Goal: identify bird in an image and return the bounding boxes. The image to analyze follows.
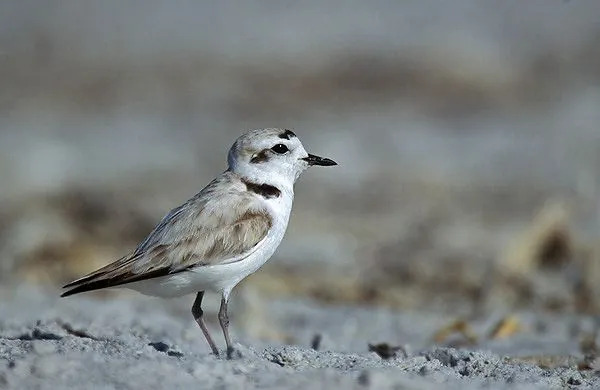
[61,128,337,358]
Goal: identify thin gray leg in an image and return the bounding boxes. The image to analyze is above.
[218,295,235,359]
[192,291,219,356]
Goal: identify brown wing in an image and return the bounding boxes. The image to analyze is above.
[61,173,272,296]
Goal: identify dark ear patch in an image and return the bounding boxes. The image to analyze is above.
[278,129,296,140]
[250,150,270,164]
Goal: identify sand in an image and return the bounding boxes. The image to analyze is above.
[1,287,597,389]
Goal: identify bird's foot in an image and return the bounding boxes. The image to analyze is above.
[226,346,242,360]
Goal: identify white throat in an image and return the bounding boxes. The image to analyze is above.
[229,161,298,194]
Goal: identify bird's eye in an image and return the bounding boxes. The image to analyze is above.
[271,144,289,154]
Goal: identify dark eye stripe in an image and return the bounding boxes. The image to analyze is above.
[250,150,270,163]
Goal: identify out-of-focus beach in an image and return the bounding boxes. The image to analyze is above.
[1,2,600,388]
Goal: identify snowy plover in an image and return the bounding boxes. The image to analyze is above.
[61,128,337,358]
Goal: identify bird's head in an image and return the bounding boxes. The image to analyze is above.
[227,128,337,187]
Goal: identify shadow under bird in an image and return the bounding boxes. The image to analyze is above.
[61,128,337,358]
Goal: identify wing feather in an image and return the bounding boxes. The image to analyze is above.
[61,172,272,296]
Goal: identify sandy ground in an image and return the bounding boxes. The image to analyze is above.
[1,286,598,389]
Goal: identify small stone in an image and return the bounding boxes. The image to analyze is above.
[567,377,582,386]
[149,341,169,353]
[368,343,406,359]
[167,350,184,358]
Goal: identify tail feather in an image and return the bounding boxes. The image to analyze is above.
[62,254,132,289]
[61,280,116,297]
[62,272,106,289]
[60,267,175,297]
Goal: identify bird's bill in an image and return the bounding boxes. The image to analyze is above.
[302,154,337,166]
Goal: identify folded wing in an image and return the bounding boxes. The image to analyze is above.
[61,173,272,296]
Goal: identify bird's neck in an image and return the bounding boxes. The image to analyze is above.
[229,166,294,195]
[231,169,294,221]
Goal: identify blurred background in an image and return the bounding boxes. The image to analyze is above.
[1,1,599,348]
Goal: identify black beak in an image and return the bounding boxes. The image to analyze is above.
[302,153,337,166]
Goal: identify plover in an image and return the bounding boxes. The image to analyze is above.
[61,128,337,358]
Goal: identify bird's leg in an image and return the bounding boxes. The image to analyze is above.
[191,291,219,356]
[218,295,235,359]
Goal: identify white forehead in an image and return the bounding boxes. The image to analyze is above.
[231,128,302,153]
